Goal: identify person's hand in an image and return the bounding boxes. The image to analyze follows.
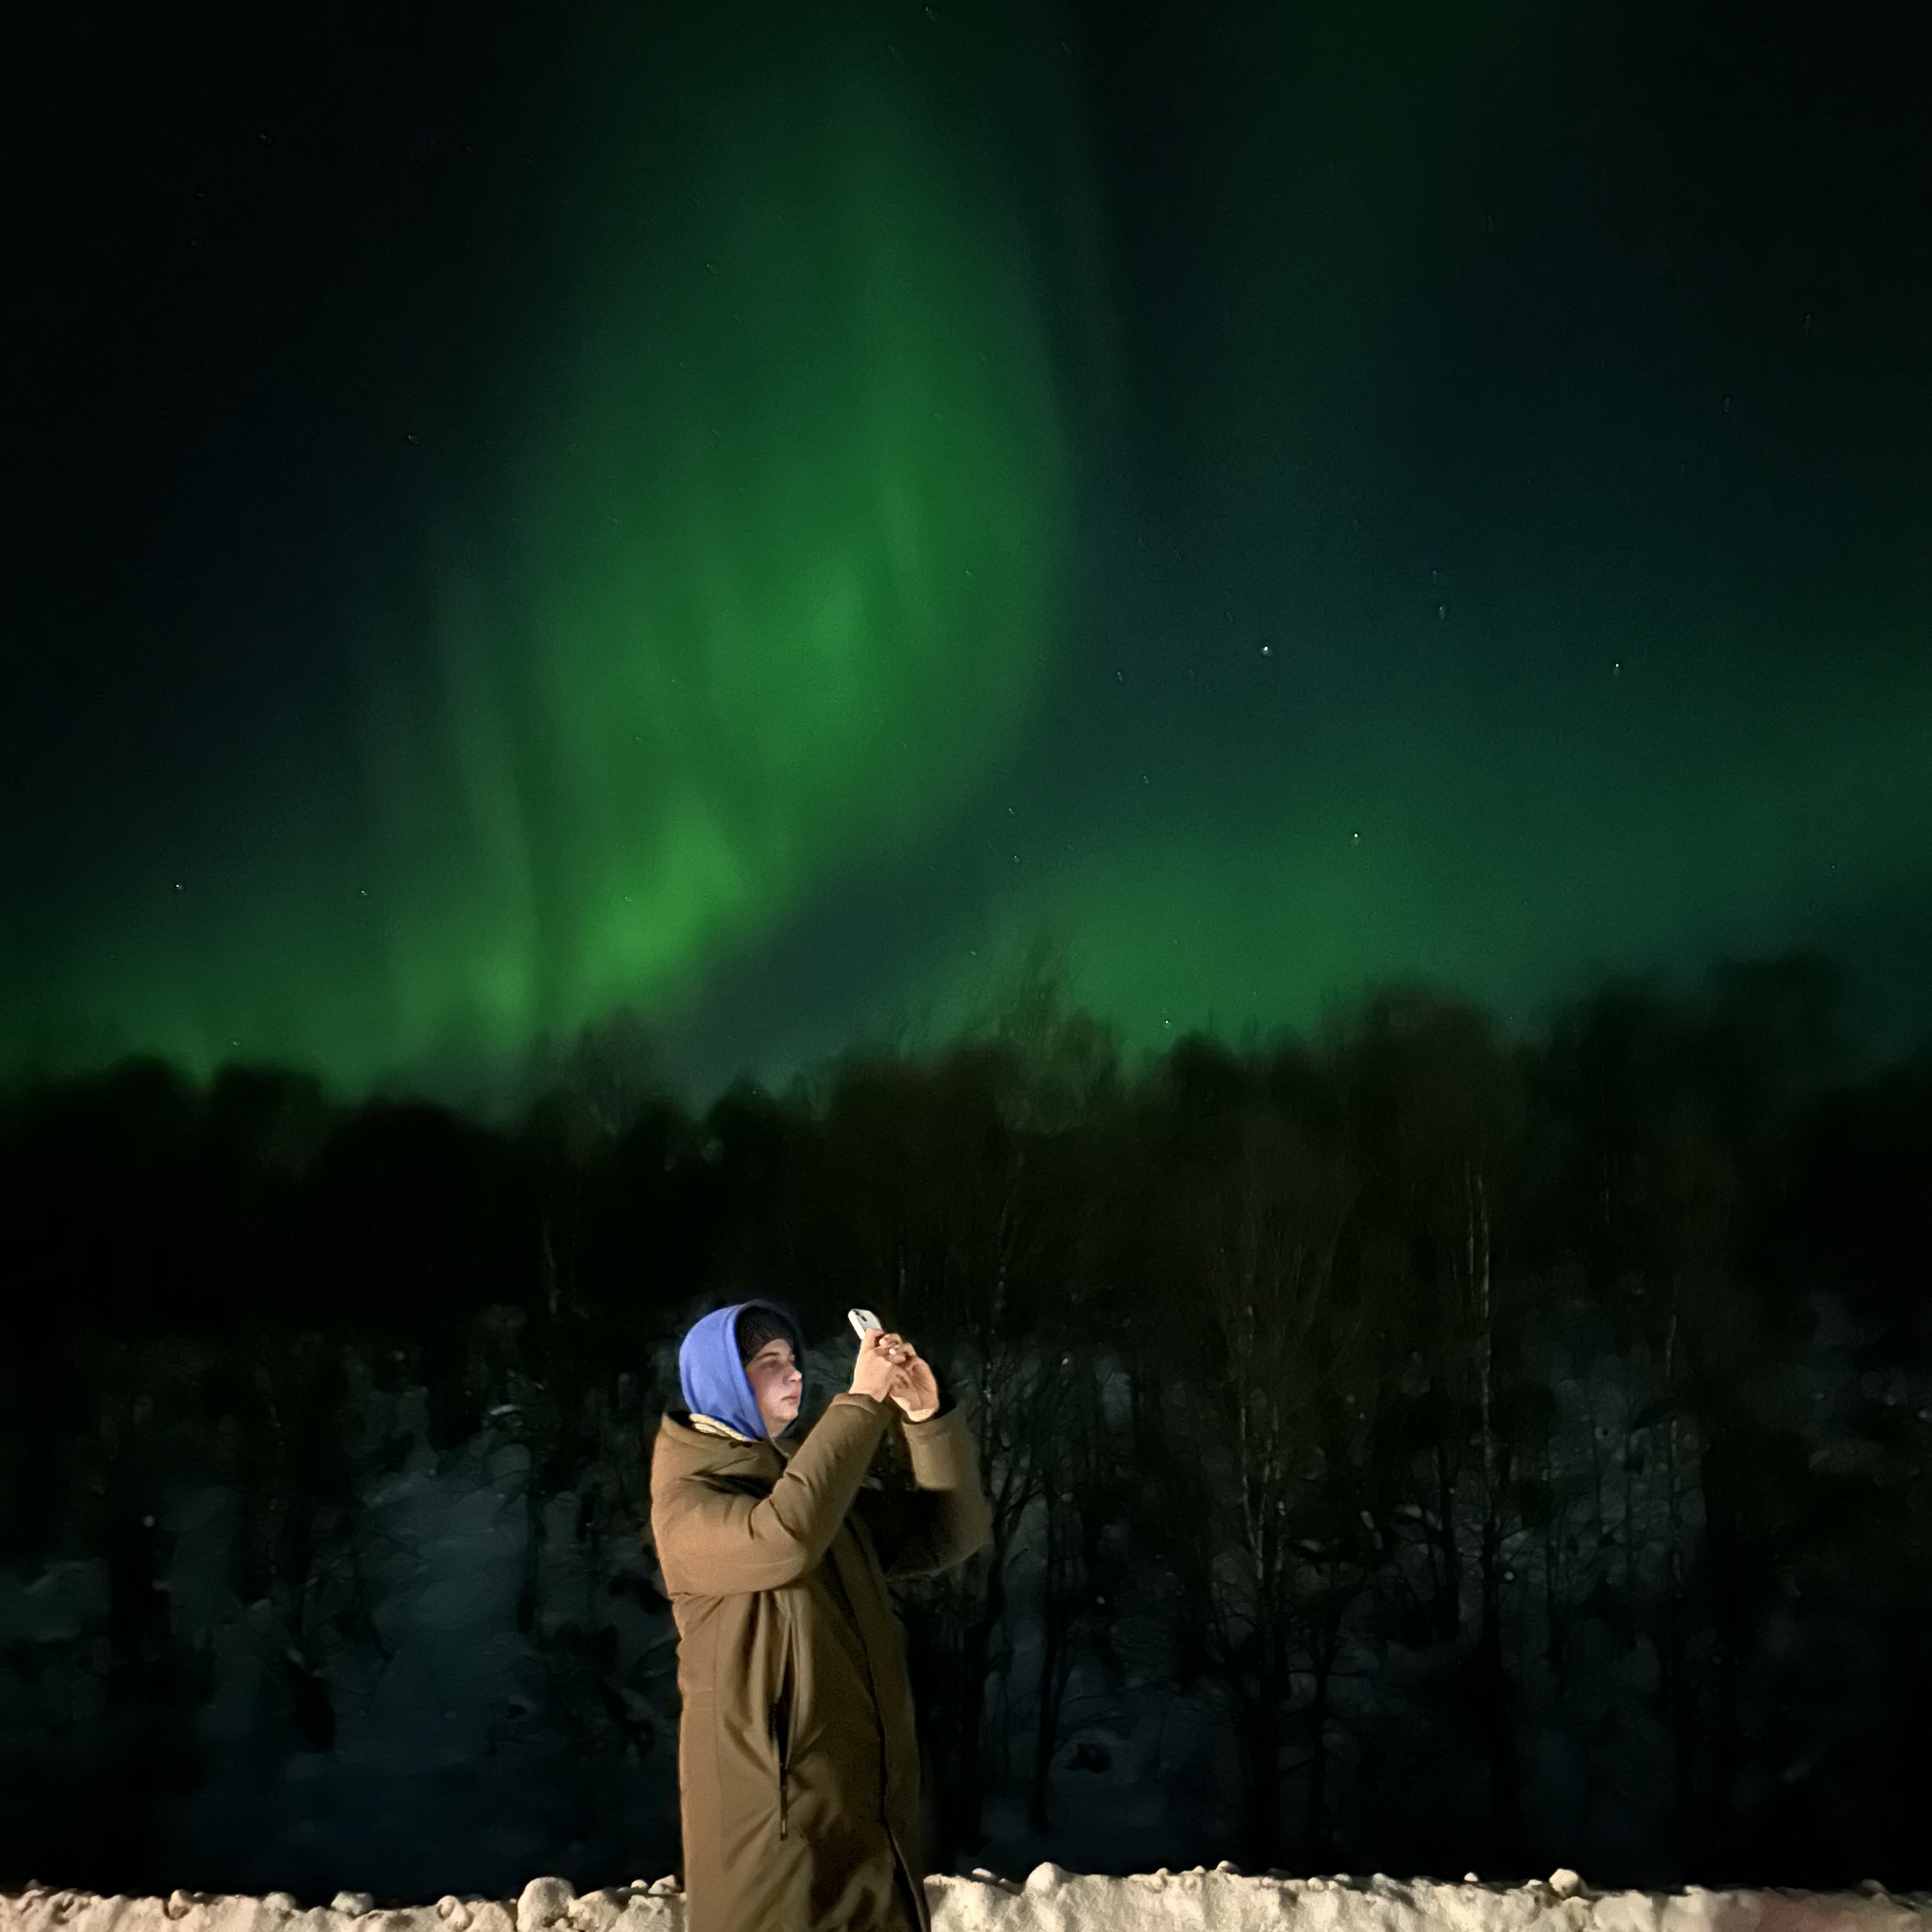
[889,1347,940,1424]
[850,1327,906,1404]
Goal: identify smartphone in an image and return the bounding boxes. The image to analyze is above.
[848,1307,882,1342]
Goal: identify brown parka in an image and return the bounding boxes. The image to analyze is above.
[648,1390,992,1932]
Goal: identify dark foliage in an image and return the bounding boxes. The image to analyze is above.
[0,954,1926,1894]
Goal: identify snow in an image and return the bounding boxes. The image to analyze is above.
[5,1871,1929,1932]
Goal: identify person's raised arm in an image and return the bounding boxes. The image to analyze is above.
[651,1330,905,1595]
[860,1346,993,1578]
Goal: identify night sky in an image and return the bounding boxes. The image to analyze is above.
[8,0,1931,1096]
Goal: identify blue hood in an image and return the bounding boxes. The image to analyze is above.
[677,1302,805,1441]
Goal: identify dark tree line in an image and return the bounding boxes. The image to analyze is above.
[1,951,1928,1896]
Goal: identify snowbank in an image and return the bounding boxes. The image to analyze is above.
[5,1870,1929,1932]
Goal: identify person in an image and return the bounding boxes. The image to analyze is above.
[649,1300,992,1932]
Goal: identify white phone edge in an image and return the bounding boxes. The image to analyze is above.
[848,1307,882,1340]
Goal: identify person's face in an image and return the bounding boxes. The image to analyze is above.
[744,1338,803,1438]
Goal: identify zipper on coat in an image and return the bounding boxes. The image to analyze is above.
[771,1650,793,1840]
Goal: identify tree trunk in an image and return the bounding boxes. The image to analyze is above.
[1431,1434,1464,1643]
[949,1541,1008,1853]
[1476,1512,1521,1859]
[1305,1618,1337,1865]
[1027,1501,1075,1833]
[1238,1670,1285,1871]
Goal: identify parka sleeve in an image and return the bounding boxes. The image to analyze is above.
[652,1394,891,1595]
[858,1404,993,1579]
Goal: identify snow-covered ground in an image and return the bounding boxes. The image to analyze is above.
[6,1871,1930,1932]
[0,1402,684,1901]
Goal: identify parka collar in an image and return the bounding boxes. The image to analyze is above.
[659,1407,798,1471]
[689,1412,757,1444]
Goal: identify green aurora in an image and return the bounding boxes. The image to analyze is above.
[8,0,1932,1092]
[950,636,1932,1052]
[352,76,1069,1078]
[14,22,1070,1086]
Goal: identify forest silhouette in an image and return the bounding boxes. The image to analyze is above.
[1,953,1927,1896]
